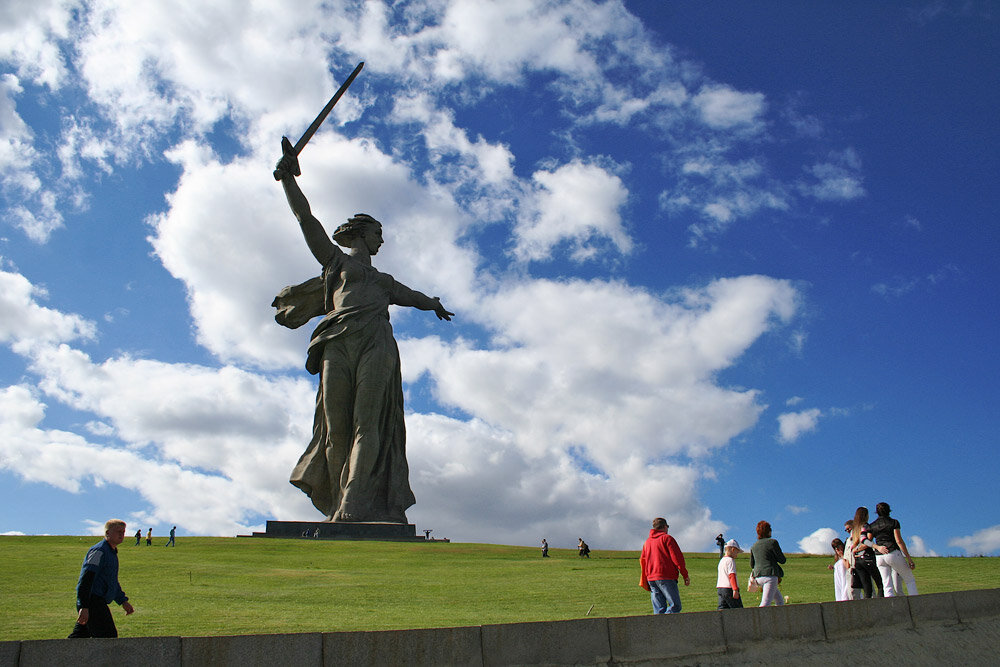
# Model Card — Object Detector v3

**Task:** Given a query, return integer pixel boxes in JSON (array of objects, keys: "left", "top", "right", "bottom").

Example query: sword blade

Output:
[{"left": 290, "top": 61, "right": 365, "bottom": 156}]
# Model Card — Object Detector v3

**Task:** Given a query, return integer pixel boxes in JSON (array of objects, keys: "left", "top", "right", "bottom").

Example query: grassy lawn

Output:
[{"left": 4, "top": 535, "right": 996, "bottom": 641}]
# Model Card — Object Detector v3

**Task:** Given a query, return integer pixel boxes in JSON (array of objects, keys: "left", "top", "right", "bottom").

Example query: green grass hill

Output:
[{"left": 4, "top": 536, "right": 996, "bottom": 641}]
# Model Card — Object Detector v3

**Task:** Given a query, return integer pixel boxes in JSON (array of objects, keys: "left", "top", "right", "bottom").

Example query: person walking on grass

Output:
[
  {"left": 750, "top": 520, "right": 786, "bottom": 607},
  {"left": 716, "top": 539, "right": 743, "bottom": 609},
  {"left": 68, "top": 519, "right": 135, "bottom": 638},
  {"left": 639, "top": 517, "right": 690, "bottom": 614},
  {"left": 165, "top": 526, "right": 176, "bottom": 547}
]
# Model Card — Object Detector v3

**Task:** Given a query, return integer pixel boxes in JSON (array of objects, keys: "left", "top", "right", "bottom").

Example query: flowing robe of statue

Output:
[{"left": 275, "top": 250, "right": 419, "bottom": 522}]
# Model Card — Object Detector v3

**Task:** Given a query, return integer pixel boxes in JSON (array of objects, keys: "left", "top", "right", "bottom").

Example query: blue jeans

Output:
[{"left": 649, "top": 579, "right": 682, "bottom": 614}]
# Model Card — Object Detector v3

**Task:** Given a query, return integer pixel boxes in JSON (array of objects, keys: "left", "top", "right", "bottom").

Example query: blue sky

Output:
[{"left": 1, "top": 0, "right": 997, "bottom": 556}]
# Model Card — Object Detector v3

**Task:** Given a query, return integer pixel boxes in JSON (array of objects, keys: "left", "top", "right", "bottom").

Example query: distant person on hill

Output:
[
  {"left": 867, "top": 502, "right": 918, "bottom": 596},
  {"left": 541, "top": 538, "right": 549, "bottom": 557},
  {"left": 716, "top": 533, "right": 725, "bottom": 559},
  {"left": 848, "top": 508, "right": 884, "bottom": 598},
  {"left": 639, "top": 518, "right": 690, "bottom": 614},
  {"left": 750, "top": 520, "right": 786, "bottom": 607},
  {"left": 68, "top": 519, "right": 136, "bottom": 638},
  {"left": 578, "top": 538, "right": 590, "bottom": 558},
  {"left": 165, "top": 526, "right": 176, "bottom": 547},
  {"left": 716, "top": 539, "right": 743, "bottom": 609},
  {"left": 145, "top": 528, "right": 152, "bottom": 546},
  {"left": 829, "top": 537, "right": 853, "bottom": 601},
  {"left": 133, "top": 529, "right": 141, "bottom": 546}
]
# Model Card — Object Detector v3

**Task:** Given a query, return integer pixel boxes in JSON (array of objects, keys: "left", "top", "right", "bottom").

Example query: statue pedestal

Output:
[{"left": 246, "top": 520, "right": 428, "bottom": 542}]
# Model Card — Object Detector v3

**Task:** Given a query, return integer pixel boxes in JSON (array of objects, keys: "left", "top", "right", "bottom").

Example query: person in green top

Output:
[{"left": 750, "top": 520, "right": 786, "bottom": 607}]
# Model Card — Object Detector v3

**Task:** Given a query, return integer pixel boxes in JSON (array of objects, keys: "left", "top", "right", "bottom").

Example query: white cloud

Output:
[
  {"left": 662, "top": 153, "right": 790, "bottom": 243},
  {"left": 0, "top": 348, "right": 320, "bottom": 535},
  {"left": 514, "top": 160, "right": 631, "bottom": 262},
  {"left": 777, "top": 408, "right": 821, "bottom": 443},
  {"left": 0, "top": 75, "right": 65, "bottom": 241},
  {"left": 949, "top": 525, "right": 1000, "bottom": 556},
  {"left": 692, "top": 84, "right": 766, "bottom": 130},
  {"left": 799, "top": 148, "right": 865, "bottom": 201},
  {"left": 0, "top": 264, "right": 96, "bottom": 352},
  {"left": 0, "top": 0, "right": 74, "bottom": 89},
  {"left": 906, "top": 534, "right": 938, "bottom": 557},
  {"left": 798, "top": 527, "right": 838, "bottom": 555},
  {"left": 786, "top": 505, "right": 809, "bottom": 515}
]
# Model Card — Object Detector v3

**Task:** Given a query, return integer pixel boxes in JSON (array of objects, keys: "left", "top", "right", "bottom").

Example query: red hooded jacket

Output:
[{"left": 640, "top": 529, "right": 688, "bottom": 584}]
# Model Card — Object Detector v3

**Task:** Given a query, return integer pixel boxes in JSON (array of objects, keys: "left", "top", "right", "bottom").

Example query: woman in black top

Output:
[{"left": 867, "top": 502, "right": 918, "bottom": 596}]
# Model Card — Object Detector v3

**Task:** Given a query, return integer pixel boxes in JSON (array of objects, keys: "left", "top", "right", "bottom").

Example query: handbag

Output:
[{"left": 747, "top": 575, "right": 762, "bottom": 593}]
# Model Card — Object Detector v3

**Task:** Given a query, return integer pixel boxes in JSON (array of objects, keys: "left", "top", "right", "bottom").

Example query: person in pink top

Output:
[{"left": 639, "top": 517, "right": 690, "bottom": 613}]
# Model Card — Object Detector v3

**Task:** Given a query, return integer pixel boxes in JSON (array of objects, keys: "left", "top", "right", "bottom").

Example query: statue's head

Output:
[{"left": 333, "top": 213, "right": 382, "bottom": 247}]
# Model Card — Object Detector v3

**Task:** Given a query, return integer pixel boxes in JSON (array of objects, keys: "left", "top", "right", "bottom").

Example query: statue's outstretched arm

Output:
[
  {"left": 391, "top": 282, "right": 454, "bottom": 321},
  {"left": 276, "top": 153, "right": 336, "bottom": 266}
]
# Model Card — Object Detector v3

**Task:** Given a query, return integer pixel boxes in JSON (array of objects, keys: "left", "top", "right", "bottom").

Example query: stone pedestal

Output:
[{"left": 245, "top": 520, "right": 427, "bottom": 541}]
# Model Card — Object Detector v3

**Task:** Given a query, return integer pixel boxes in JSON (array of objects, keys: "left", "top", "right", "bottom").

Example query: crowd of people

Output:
[
  {"left": 830, "top": 502, "right": 918, "bottom": 600},
  {"left": 633, "top": 501, "right": 918, "bottom": 615}
]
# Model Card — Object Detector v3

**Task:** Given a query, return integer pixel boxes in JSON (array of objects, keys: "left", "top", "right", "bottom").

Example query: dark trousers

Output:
[
  {"left": 854, "top": 556, "right": 884, "bottom": 598},
  {"left": 717, "top": 588, "right": 744, "bottom": 609},
  {"left": 68, "top": 597, "right": 117, "bottom": 638}
]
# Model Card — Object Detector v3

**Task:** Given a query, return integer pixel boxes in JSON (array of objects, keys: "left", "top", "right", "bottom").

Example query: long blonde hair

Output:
[{"left": 850, "top": 507, "right": 869, "bottom": 548}]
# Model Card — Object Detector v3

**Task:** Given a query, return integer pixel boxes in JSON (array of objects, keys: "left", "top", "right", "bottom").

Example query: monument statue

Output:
[{"left": 271, "top": 63, "right": 453, "bottom": 524}]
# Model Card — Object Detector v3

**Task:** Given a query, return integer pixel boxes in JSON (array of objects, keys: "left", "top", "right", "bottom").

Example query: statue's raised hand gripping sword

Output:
[{"left": 273, "top": 61, "right": 364, "bottom": 180}]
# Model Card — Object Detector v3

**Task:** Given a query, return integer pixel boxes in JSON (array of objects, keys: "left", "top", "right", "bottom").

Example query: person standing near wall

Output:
[
  {"left": 830, "top": 538, "right": 854, "bottom": 601},
  {"left": 750, "top": 520, "right": 786, "bottom": 607},
  {"left": 867, "top": 502, "right": 918, "bottom": 596},
  {"left": 716, "top": 539, "right": 743, "bottom": 609},
  {"left": 639, "top": 517, "right": 690, "bottom": 614},
  {"left": 68, "top": 519, "right": 135, "bottom": 638},
  {"left": 848, "top": 507, "right": 884, "bottom": 597}
]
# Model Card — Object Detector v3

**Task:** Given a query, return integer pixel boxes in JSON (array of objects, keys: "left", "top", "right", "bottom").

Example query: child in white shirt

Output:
[{"left": 716, "top": 539, "right": 744, "bottom": 609}]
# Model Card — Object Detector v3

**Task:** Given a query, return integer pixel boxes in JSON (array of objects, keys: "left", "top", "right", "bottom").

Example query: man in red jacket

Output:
[{"left": 639, "top": 517, "right": 690, "bottom": 613}]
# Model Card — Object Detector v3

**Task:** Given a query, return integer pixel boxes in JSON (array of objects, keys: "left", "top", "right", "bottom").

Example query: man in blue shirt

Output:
[{"left": 68, "top": 519, "right": 135, "bottom": 638}]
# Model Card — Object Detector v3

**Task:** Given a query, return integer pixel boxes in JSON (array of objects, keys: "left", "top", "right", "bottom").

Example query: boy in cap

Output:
[{"left": 716, "top": 539, "right": 744, "bottom": 609}]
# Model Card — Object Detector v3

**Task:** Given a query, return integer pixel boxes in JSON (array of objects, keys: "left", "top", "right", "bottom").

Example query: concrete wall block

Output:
[
  {"left": 480, "top": 617, "right": 610, "bottom": 667},
  {"left": 324, "top": 626, "right": 483, "bottom": 667},
  {"left": 181, "top": 632, "right": 321, "bottom": 666},
  {"left": 18, "top": 636, "right": 181, "bottom": 667},
  {"left": 608, "top": 611, "right": 726, "bottom": 662},
  {"left": 953, "top": 587, "right": 1000, "bottom": 622},
  {"left": 820, "top": 596, "right": 911, "bottom": 639},
  {"left": 0, "top": 641, "right": 20, "bottom": 666},
  {"left": 721, "top": 603, "right": 825, "bottom": 646},
  {"left": 908, "top": 591, "right": 960, "bottom": 627}
]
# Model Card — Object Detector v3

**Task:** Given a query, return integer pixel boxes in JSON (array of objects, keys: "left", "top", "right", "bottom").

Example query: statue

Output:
[{"left": 271, "top": 63, "right": 453, "bottom": 523}]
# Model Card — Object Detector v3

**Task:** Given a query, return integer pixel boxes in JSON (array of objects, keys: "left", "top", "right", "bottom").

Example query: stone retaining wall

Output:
[{"left": 4, "top": 588, "right": 998, "bottom": 666}]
